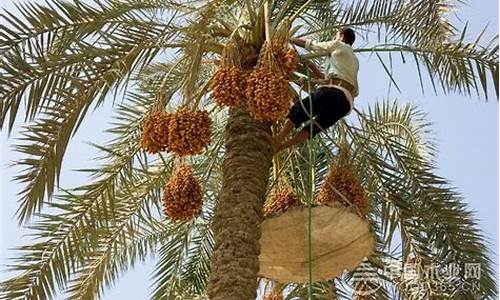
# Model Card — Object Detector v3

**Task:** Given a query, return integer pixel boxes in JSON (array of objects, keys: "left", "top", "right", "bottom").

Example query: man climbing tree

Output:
[{"left": 272, "top": 27, "right": 359, "bottom": 153}]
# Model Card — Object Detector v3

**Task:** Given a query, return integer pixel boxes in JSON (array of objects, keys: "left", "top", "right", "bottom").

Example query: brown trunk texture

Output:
[{"left": 207, "top": 106, "right": 272, "bottom": 299}]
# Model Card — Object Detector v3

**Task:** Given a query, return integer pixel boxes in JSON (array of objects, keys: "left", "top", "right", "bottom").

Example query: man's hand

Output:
[{"left": 291, "top": 38, "right": 307, "bottom": 48}]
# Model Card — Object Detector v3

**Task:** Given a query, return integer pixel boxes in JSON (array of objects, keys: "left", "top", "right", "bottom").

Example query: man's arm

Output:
[
  {"left": 291, "top": 38, "right": 307, "bottom": 48},
  {"left": 292, "top": 38, "right": 339, "bottom": 53}
]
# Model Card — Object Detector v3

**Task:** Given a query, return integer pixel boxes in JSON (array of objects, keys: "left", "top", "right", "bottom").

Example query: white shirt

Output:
[{"left": 304, "top": 39, "right": 359, "bottom": 110}]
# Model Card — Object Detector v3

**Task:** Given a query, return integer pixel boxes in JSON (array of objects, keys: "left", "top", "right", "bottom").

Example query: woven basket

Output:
[{"left": 259, "top": 203, "right": 375, "bottom": 283}]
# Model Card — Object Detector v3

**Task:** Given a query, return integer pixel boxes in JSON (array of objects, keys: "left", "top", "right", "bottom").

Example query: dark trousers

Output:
[{"left": 287, "top": 86, "right": 351, "bottom": 137}]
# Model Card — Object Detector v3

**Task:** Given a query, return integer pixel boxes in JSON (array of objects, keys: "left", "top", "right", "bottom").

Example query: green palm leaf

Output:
[{"left": 1, "top": 1, "right": 497, "bottom": 299}]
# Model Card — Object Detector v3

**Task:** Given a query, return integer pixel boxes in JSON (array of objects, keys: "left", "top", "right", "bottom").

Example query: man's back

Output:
[{"left": 305, "top": 39, "right": 359, "bottom": 97}]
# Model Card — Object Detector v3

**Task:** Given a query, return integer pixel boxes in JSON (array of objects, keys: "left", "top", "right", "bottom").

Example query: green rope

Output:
[
  {"left": 291, "top": 50, "right": 361, "bottom": 300},
  {"left": 305, "top": 69, "right": 315, "bottom": 300}
]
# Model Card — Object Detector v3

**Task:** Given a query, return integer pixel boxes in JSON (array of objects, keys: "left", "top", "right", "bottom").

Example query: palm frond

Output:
[
  {"left": 347, "top": 100, "right": 497, "bottom": 298},
  {"left": 64, "top": 106, "right": 225, "bottom": 300},
  {"left": 9, "top": 49, "right": 187, "bottom": 223},
  {"left": 12, "top": 90, "right": 90, "bottom": 223},
  {"left": 298, "top": 0, "right": 455, "bottom": 47},
  {"left": 356, "top": 28, "right": 498, "bottom": 98},
  {"left": 0, "top": 1, "right": 497, "bottom": 299},
  {"left": 0, "top": 80, "right": 179, "bottom": 299},
  {"left": 150, "top": 132, "right": 224, "bottom": 300},
  {"left": 150, "top": 207, "right": 214, "bottom": 300},
  {"left": 63, "top": 161, "right": 174, "bottom": 300},
  {"left": 0, "top": 0, "right": 181, "bottom": 131}
]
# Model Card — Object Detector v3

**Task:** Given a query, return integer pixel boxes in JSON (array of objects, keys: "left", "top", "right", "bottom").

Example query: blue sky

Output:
[{"left": 0, "top": 1, "right": 498, "bottom": 299}]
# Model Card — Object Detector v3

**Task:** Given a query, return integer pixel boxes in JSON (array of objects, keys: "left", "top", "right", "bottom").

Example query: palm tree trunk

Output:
[{"left": 207, "top": 106, "right": 273, "bottom": 299}]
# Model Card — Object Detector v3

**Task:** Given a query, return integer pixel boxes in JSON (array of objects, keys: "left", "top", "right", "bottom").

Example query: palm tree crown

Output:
[{"left": 0, "top": 0, "right": 497, "bottom": 299}]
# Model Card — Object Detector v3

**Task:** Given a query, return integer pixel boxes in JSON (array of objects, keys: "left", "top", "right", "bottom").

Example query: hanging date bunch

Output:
[
  {"left": 163, "top": 163, "right": 203, "bottom": 223},
  {"left": 245, "top": 41, "right": 291, "bottom": 122},
  {"left": 272, "top": 20, "right": 299, "bottom": 76},
  {"left": 211, "top": 40, "right": 245, "bottom": 108},
  {"left": 263, "top": 185, "right": 300, "bottom": 217},
  {"left": 167, "top": 107, "right": 213, "bottom": 157},
  {"left": 317, "top": 147, "right": 368, "bottom": 218},
  {"left": 274, "top": 45, "right": 298, "bottom": 76},
  {"left": 140, "top": 110, "right": 171, "bottom": 154}
]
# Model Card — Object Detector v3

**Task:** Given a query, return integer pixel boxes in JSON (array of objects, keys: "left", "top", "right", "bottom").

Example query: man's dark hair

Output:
[{"left": 339, "top": 28, "right": 355, "bottom": 45}]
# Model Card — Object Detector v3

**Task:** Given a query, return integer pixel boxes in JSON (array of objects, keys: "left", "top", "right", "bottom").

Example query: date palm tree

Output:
[{"left": 0, "top": 0, "right": 497, "bottom": 299}]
